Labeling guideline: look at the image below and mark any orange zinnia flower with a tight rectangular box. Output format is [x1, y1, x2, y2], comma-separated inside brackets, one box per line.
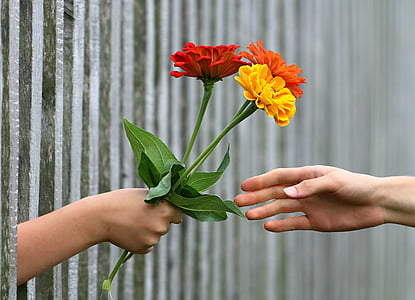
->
[235, 64, 296, 126]
[239, 41, 306, 98]
[170, 42, 250, 81]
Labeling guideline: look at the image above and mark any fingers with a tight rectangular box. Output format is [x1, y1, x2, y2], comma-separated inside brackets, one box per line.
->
[170, 208, 183, 224]
[264, 216, 312, 232]
[158, 200, 183, 224]
[284, 172, 340, 199]
[142, 246, 154, 254]
[245, 199, 302, 220]
[241, 165, 336, 192]
[234, 185, 288, 207]
[240, 166, 315, 191]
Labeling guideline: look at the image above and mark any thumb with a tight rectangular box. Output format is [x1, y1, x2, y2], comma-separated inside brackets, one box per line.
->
[284, 176, 332, 198]
[170, 207, 183, 224]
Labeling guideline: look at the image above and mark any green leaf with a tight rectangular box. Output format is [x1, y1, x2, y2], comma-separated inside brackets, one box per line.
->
[186, 146, 231, 192]
[138, 152, 160, 188]
[216, 145, 231, 172]
[168, 191, 245, 221]
[181, 209, 228, 222]
[144, 160, 185, 204]
[161, 159, 185, 178]
[223, 200, 245, 218]
[123, 118, 177, 174]
[144, 172, 172, 204]
[186, 171, 224, 192]
[180, 184, 200, 197]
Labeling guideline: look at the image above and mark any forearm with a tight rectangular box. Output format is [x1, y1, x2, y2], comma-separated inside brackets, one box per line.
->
[377, 176, 415, 227]
[17, 196, 103, 285]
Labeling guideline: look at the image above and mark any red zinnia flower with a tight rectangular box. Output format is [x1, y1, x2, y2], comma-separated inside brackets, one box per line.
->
[170, 42, 250, 81]
[240, 41, 306, 98]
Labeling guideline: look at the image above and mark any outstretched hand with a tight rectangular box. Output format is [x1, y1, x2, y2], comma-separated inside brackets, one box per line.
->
[17, 188, 182, 285]
[234, 166, 387, 232]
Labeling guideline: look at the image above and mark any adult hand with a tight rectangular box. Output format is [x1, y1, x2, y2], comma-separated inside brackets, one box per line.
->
[234, 166, 388, 232]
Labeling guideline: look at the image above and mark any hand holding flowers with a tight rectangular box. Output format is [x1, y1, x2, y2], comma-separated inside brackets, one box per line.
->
[103, 41, 306, 291]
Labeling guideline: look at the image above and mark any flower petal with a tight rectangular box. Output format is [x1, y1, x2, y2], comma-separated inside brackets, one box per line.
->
[240, 41, 306, 98]
[235, 64, 297, 126]
[170, 43, 250, 80]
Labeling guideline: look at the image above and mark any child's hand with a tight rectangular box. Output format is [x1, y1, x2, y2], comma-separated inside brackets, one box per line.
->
[94, 188, 182, 253]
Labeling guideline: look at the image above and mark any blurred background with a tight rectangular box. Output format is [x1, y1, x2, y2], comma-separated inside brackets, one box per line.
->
[2, 0, 415, 299]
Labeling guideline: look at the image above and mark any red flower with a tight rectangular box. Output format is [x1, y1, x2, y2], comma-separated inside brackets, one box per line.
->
[170, 42, 250, 81]
[240, 41, 306, 98]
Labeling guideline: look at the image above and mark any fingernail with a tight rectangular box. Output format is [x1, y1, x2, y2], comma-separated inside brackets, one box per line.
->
[284, 186, 298, 197]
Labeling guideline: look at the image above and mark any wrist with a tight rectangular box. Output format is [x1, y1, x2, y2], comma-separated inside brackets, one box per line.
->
[87, 188, 149, 245]
[76, 194, 109, 246]
[376, 176, 415, 227]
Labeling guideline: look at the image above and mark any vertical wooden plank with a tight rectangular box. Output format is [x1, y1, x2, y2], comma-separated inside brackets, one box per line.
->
[68, 0, 85, 299]
[61, 2, 74, 297]
[143, 1, 155, 298]
[77, 0, 90, 296]
[108, 0, 122, 298]
[236, 2, 256, 299]
[330, 2, 351, 299]
[3, 0, 19, 298]
[120, 0, 134, 188]
[132, 1, 146, 299]
[34, 0, 57, 297]
[16, 0, 31, 231]
[211, 0, 225, 297]
[156, 1, 170, 300]
[87, 0, 99, 298]
[28, 0, 43, 225]
[97, 1, 112, 295]
[183, 1, 198, 299]
[264, 1, 281, 299]
[19, 0, 44, 298]
[144, 0, 155, 132]
[16, 1, 32, 299]
[120, 0, 136, 298]
[168, 2, 184, 300]
[109, 0, 120, 192]
[0, 0, 3, 291]
[223, 1, 236, 299]
[197, 0, 212, 299]
[95, 0, 111, 296]
[53, 0, 65, 298]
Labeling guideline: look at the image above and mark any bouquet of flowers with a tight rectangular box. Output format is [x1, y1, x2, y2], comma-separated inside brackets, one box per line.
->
[103, 41, 306, 291]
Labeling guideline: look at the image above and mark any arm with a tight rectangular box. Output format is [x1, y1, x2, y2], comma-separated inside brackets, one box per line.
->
[17, 188, 182, 286]
[234, 165, 415, 232]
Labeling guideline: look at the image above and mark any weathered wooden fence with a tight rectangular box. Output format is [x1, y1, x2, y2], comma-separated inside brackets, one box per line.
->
[2, 0, 415, 299]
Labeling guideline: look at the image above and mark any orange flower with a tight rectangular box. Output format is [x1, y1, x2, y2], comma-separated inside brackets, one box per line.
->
[170, 42, 250, 81]
[235, 64, 296, 126]
[239, 41, 306, 98]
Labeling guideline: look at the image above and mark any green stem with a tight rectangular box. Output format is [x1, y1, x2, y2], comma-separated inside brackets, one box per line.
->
[174, 101, 257, 189]
[102, 250, 131, 291]
[182, 80, 216, 164]
[231, 100, 250, 122]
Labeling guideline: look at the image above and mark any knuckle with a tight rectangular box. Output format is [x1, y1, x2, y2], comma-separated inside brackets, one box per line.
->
[155, 223, 170, 235]
[143, 246, 154, 254]
[136, 236, 159, 252]
[147, 235, 161, 247]
[300, 179, 313, 191]
[326, 172, 343, 190]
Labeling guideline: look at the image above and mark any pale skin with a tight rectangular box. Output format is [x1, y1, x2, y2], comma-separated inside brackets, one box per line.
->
[234, 165, 415, 232]
[17, 188, 182, 286]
